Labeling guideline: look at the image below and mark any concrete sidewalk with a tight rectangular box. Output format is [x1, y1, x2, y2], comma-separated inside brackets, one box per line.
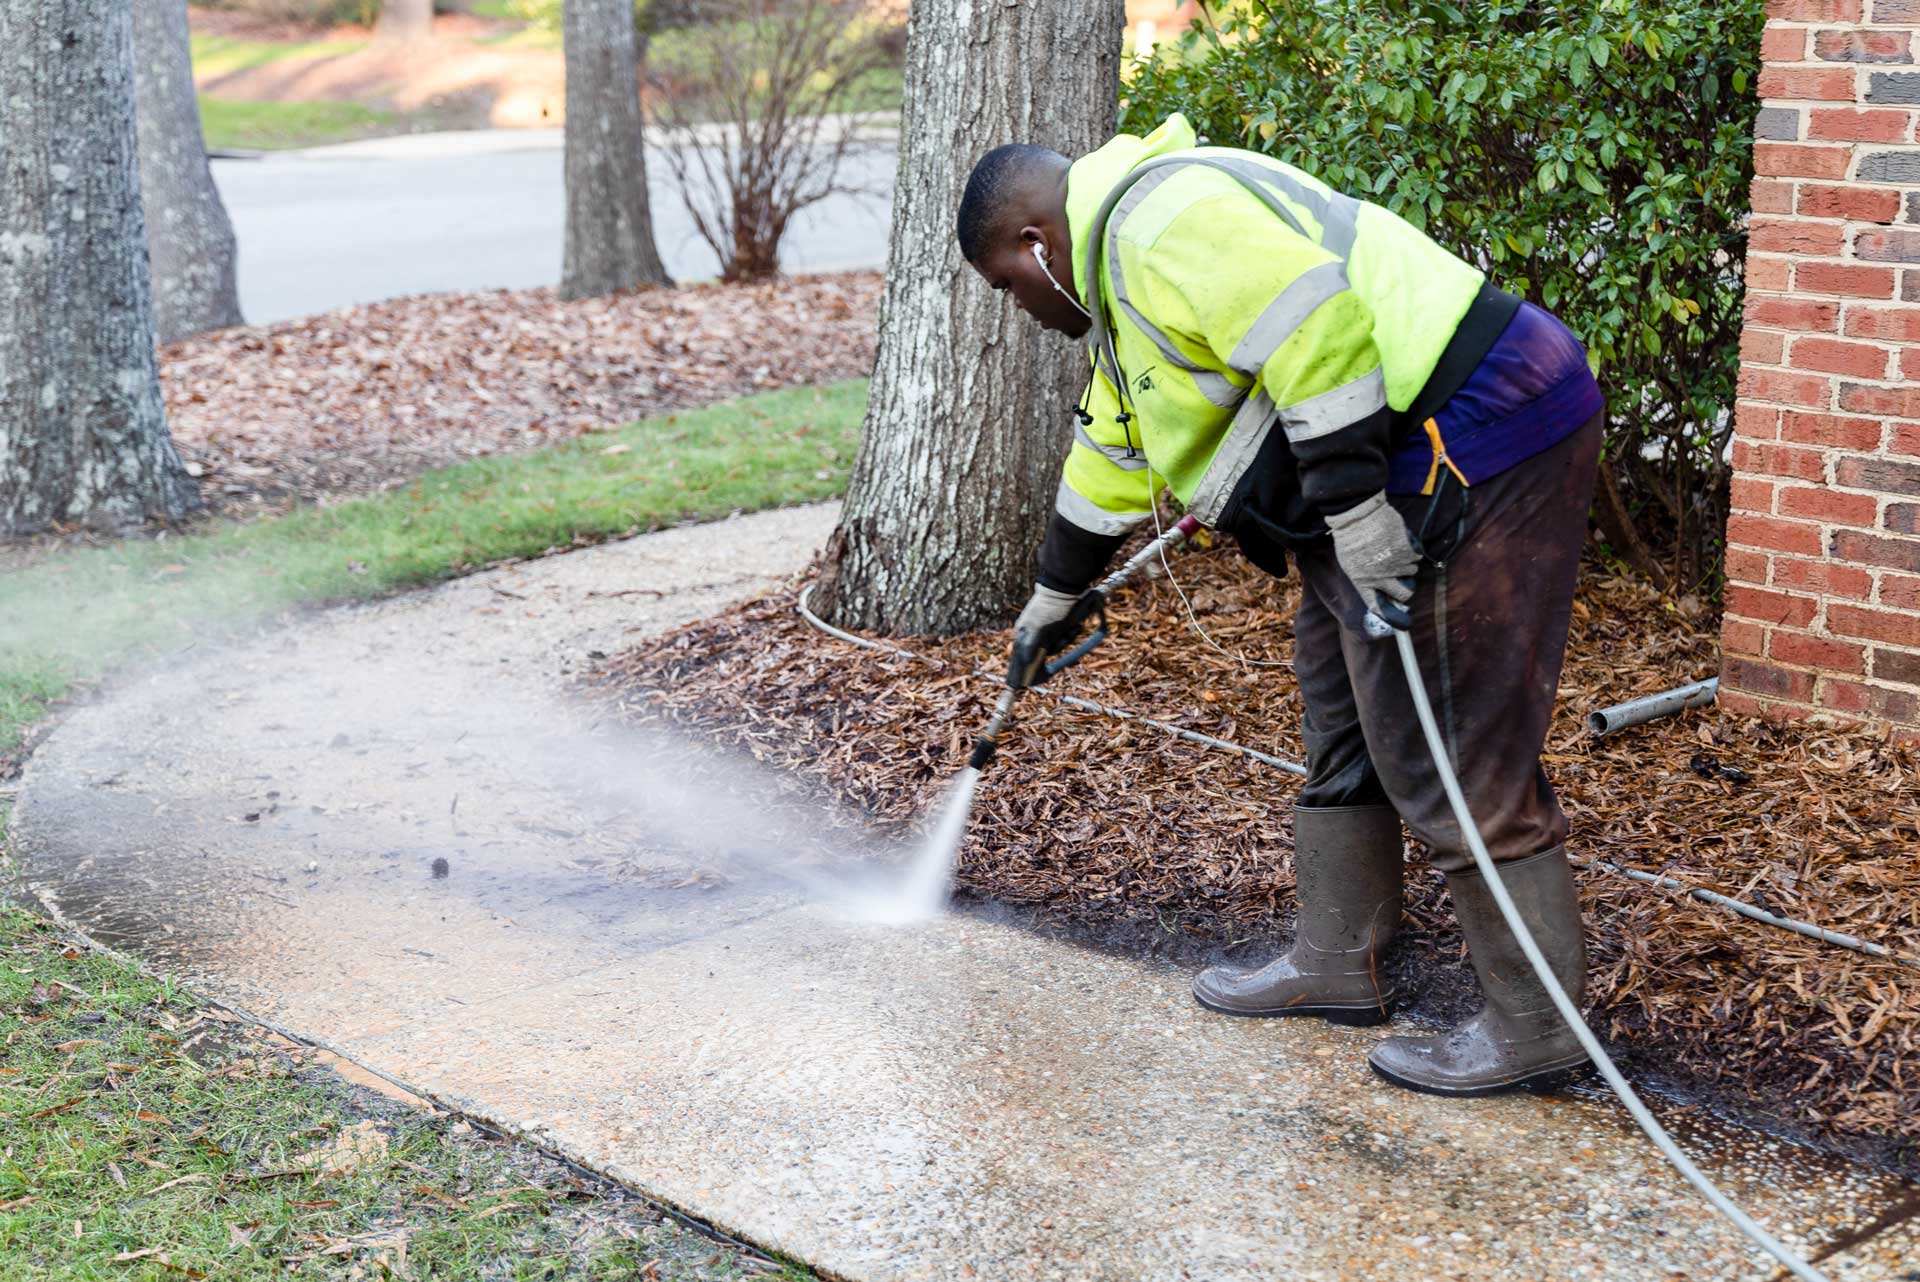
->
[12, 504, 1917, 1281]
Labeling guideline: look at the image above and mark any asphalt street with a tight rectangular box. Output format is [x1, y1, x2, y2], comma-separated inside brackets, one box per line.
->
[211, 129, 895, 323]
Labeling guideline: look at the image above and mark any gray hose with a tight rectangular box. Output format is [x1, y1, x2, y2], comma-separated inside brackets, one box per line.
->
[1391, 628, 1827, 1282]
[1588, 678, 1719, 737]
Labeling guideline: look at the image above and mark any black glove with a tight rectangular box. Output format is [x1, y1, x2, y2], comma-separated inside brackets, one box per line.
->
[1006, 583, 1083, 689]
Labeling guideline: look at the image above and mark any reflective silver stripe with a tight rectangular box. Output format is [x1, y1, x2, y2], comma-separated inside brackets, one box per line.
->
[1186, 389, 1278, 525]
[1227, 261, 1350, 376]
[1321, 193, 1363, 260]
[1055, 478, 1152, 535]
[1074, 422, 1152, 472]
[1279, 368, 1388, 445]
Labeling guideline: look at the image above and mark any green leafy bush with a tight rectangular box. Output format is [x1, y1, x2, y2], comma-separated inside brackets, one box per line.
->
[1123, 0, 1765, 592]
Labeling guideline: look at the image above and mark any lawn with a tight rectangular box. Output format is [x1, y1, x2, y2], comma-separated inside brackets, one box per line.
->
[198, 97, 401, 152]
[0, 905, 809, 1281]
[188, 32, 368, 81]
[0, 379, 868, 760]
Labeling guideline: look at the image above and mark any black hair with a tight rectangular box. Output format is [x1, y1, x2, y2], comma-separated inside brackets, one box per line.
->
[956, 143, 1064, 263]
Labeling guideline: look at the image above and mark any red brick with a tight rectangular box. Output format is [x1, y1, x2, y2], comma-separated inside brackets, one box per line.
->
[1814, 29, 1915, 62]
[1727, 513, 1829, 556]
[1877, 0, 1920, 23]
[1808, 106, 1913, 140]
[1746, 294, 1841, 331]
[1725, 584, 1823, 625]
[1715, 689, 1771, 718]
[1843, 304, 1920, 339]
[1723, 547, 1774, 586]
[1780, 484, 1883, 523]
[1856, 227, 1920, 262]
[1781, 410, 1887, 447]
[1765, 25, 1813, 60]
[1892, 501, 1920, 532]
[1735, 439, 1830, 481]
[1770, 1, 1862, 23]
[1837, 454, 1920, 492]
[1896, 423, 1920, 455]
[1724, 656, 1818, 700]
[1755, 143, 1856, 179]
[1902, 346, 1920, 379]
[1875, 645, 1920, 684]
[1749, 254, 1794, 291]
[1818, 676, 1920, 721]
[1751, 217, 1849, 256]
[1743, 329, 1788, 364]
[1905, 268, 1920, 301]
[1739, 366, 1835, 407]
[1882, 570, 1920, 605]
[1774, 556, 1878, 596]
[1737, 400, 1785, 441]
[1797, 181, 1904, 219]
[1830, 602, 1920, 642]
[1732, 476, 1779, 513]
[1797, 261, 1900, 295]
[1774, 630, 1870, 671]
[1722, 618, 1769, 658]
[1839, 380, 1920, 415]
[1789, 335, 1894, 375]
[1763, 64, 1864, 99]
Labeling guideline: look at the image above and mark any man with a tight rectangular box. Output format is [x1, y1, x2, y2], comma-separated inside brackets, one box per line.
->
[956, 113, 1605, 1097]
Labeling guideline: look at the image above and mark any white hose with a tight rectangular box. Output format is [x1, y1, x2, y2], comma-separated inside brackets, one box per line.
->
[1390, 628, 1829, 1282]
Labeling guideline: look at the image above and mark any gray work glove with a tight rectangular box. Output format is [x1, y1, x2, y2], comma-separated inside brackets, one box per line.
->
[1324, 492, 1420, 633]
[1006, 583, 1082, 689]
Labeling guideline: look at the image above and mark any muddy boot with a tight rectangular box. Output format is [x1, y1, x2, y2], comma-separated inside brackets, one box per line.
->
[1191, 804, 1402, 1025]
[1369, 846, 1590, 1097]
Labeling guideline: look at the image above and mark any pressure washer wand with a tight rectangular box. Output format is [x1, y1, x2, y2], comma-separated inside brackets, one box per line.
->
[968, 514, 1202, 771]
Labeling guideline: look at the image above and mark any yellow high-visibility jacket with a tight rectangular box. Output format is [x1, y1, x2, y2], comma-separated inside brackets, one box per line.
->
[1047, 113, 1491, 574]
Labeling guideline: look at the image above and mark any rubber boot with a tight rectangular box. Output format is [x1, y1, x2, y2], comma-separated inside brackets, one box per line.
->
[1368, 846, 1590, 1097]
[1191, 804, 1402, 1025]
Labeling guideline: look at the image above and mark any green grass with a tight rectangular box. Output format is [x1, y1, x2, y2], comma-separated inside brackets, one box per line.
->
[198, 97, 402, 152]
[188, 33, 367, 81]
[0, 905, 812, 1281]
[0, 380, 868, 759]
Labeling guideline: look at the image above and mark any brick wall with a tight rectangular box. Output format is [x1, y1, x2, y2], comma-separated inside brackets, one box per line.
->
[1724, 0, 1920, 735]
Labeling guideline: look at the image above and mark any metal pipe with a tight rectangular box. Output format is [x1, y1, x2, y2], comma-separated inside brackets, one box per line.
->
[1587, 677, 1719, 737]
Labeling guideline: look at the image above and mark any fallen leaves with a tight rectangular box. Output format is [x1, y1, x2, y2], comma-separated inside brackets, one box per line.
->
[285, 1120, 391, 1177]
[154, 274, 880, 517]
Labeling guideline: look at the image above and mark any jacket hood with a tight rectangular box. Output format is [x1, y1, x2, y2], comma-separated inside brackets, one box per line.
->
[1066, 112, 1198, 311]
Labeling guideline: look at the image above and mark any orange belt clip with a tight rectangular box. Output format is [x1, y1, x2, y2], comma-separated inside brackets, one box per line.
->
[1419, 417, 1470, 496]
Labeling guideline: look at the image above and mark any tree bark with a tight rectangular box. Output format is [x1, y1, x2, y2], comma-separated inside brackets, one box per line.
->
[0, 0, 201, 537]
[815, 0, 1125, 635]
[561, 1, 671, 300]
[133, 0, 244, 345]
[375, 0, 435, 44]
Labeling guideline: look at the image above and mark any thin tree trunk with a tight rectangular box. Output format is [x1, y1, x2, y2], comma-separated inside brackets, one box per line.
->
[133, 0, 244, 345]
[815, 0, 1125, 634]
[562, 3, 671, 300]
[0, 0, 201, 537]
[375, 0, 435, 44]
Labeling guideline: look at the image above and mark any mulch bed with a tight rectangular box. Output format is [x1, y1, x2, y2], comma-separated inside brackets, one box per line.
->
[155, 273, 880, 518]
[587, 537, 1920, 1172]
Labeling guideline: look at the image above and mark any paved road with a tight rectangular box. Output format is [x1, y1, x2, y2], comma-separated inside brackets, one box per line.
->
[212, 129, 895, 324]
[14, 507, 1918, 1282]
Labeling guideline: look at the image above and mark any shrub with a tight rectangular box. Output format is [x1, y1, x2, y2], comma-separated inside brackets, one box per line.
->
[1123, 0, 1766, 594]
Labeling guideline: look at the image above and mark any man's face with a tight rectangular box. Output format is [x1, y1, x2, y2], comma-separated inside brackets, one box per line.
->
[971, 232, 1091, 339]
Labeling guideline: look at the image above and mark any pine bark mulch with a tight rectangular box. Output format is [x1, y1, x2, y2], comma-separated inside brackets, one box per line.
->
[156, 273, 881, 517]
[587, 540, 1920, 1171]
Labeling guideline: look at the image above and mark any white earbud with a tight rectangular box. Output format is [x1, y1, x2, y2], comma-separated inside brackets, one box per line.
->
[1031, 241, 1092, 321]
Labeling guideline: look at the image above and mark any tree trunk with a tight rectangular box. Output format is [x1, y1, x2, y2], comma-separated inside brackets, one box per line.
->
[0, 0, 201, 537]
[814, 0, 1125, 635]
[133, 0, 244, 345]
[561, 4, 671, 300]
[374, 0, 435, 44]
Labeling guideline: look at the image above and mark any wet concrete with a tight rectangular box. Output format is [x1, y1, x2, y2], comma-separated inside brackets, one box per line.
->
[12, 503, 1919, 1281]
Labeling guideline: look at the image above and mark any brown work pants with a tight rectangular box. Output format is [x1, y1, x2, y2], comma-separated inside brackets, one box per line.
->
[1289, 411, 1603, 874]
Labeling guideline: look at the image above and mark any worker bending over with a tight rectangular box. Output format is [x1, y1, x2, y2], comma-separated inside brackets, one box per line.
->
[957, 114, 1604, 1097]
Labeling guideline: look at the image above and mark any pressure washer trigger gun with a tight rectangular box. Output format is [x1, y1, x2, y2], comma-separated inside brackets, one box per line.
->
[1042, 589, 1109, 679]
